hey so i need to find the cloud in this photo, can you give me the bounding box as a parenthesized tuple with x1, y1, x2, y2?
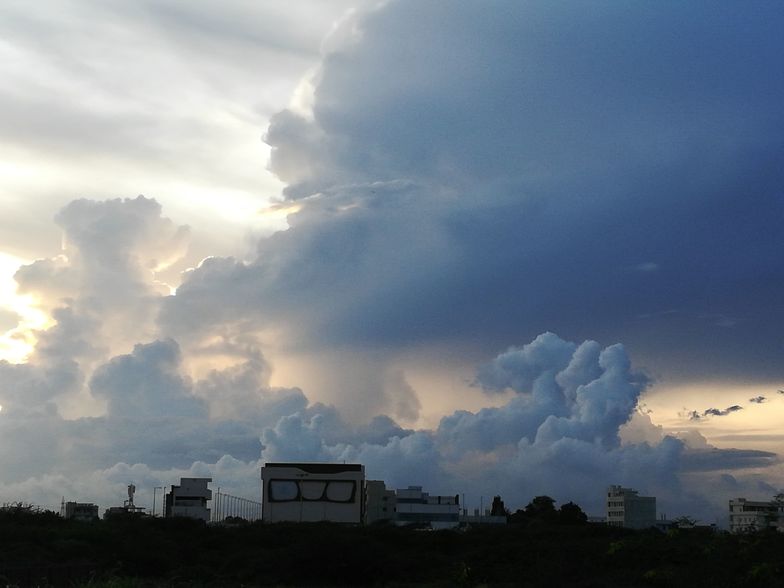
(90, 339, 206, 420)
(703, 405, 743, 418)
(749, 396, 766, 404)
(680, 449, 777, 473)
(154, 0, 784, 390)
(681, 404, 745, 421)
(0, 0, 358, 260)
(257, 334, 662, 513)
(253, 332, 779, 520)
(632, 262, 659, 273)
(14, 197, 189, 369)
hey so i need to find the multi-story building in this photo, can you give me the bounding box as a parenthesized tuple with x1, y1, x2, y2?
(395, 485, 460, 530)
(606, 485, 656, 529)
(165, 478, 212, 522)
(261, 463, 365, 523)
(365, 480, 397, 524)
(729, 498, 784, 533)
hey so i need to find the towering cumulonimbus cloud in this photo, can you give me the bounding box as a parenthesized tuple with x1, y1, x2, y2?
(0, 196, 777, 521)
(257, 333, 679, 513)
(3, 0, 784, 522)
(160, 0, 784, 393)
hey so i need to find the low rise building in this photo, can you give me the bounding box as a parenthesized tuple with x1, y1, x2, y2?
(606, 485, 656, 529)
(61, 501, 98, 522)
(262, 463, 365, 523)
(459, 509, 507, 526)
(395, 486, 460, 530)
(729, 498, 784, 533)
(365, 480, 397, 524)
(103, 484, 146, 519)
(165, 478, 212, 522)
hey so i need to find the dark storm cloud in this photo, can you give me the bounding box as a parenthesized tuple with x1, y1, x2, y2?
(680, 449, 777, 473)
(162, 0, 784, 383)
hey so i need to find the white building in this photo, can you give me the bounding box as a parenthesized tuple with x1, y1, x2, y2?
(395, 486, 460, 530)
(61, 501, 99, 522)
(606, 485, 656, 529)
(729, 498, 784, 533)
(165, 478, 212, 522)
(365, 480, 397, 524)
(262, 463, 365, 524)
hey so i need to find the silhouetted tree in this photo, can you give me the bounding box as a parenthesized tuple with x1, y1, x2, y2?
(490, 496, 508, 517)
(525, 495, 556, 517)
(558, 501, 588, 525)
(508, 496, 559, 526)
(673, 515, 697, 528)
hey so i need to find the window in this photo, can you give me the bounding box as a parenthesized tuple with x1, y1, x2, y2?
(269, 480, 299, 501)
(300, 481, 327, 500)
(267, 479, 357, 503)
(326, 481, 355, 502)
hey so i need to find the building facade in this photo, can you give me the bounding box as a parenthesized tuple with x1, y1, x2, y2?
(729, 498, 784, 533)
(606, 485, 656, 529)
(165, 477, 212, 522)
(262, 463, 365, 524)
(395, 486, 460, 530)
(61, 501, 99, 522)
(365, 480, 397, 524)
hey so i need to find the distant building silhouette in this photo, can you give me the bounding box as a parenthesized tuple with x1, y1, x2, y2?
(165, 478, 212, 522)
(606, 485, 656, 529)
(104, 484, 146, 519)
(61, 501, 98, 522)
(395, 485, 460, 529)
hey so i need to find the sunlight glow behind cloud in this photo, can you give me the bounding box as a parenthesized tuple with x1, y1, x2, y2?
(0, 252, 52, 363)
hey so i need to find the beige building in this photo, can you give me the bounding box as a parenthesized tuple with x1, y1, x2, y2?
(729, 498, 784, 533)
(365, 480, 397, 524)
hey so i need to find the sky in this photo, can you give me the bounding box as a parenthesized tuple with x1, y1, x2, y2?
(1, 0, 784, 524)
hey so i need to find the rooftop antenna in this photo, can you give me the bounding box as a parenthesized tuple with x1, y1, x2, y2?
(126, 484, 136, 509)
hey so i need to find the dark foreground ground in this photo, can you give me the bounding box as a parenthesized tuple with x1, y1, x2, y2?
(2, 510, 784, 587)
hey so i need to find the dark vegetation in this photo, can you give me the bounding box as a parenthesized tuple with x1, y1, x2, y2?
(2, 502, 784, 587)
